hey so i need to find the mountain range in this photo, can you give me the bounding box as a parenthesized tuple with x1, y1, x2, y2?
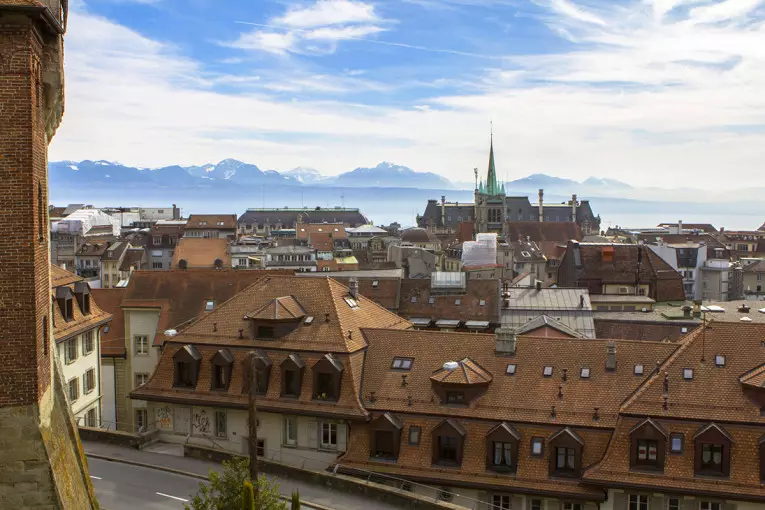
(49, 158, 632, 194)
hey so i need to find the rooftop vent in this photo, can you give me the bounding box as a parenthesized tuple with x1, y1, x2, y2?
(164, 329, 178, 338)
(606, 341, 617, 371)
(738, 304, 750, 313)
(443, 361, 460, 371)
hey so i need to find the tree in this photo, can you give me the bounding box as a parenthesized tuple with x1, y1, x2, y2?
(184, 458, 286, 510)
(291, 489, 301, 510)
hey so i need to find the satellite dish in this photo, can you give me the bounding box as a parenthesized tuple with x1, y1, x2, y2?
(443, 361, 459, 371)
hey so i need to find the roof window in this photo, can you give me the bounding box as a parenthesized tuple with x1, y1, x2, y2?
(344, 297, 359, 309)
(455, 299, 461, 305)
(205, 300, 214, 312)
(428, 297, 435, 304)
(634, 364, 644, 375)
(304, 316, 314, 325)
(411, 296, 417, 303)
(543, 366, 553, 377)
(479, 299, 486, 306)
(521, 251, 531, 258)
(217, 221, 224, 226)
(372, 280, 379, 288)
(714, 355, 725, 367)
(506, 364, 516, 375)
(392, 358, 413, 370)
(580, 367, 590, 379)
(682, 368, 694, 380)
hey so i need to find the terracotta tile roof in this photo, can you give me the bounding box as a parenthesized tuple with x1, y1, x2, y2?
(506, 222, 582, 243)
(330, 276, 400, 310)
(308, 232, 334, 251)
(297, 223, 347, 240)
(51, 264, 83, 287)
(170, 276, 410, 353)
(121, 269, 269, 346)
(76, 242, 109, 257)
(620, 321, 765, 423)
(430, 358, 492, 385)
(739, 362, 765, 389)
(172, 237, 230, 268)
(398, 279, 500, 323)
(0, 0, 44, 6)
(132, 345, 369, 420)
(401, 228, 440, 244)
(245, 296, 306, 320)
(51, 266, 112, 342)
(101, 241, 129, 261)
(91, 288, 126, 357)
(359, 329, 678, 428)
(186, 214, 237, 230)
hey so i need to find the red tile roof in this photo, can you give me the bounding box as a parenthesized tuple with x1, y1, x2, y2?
(91, 288, 126, 357)
(506, 221, 582, 243)
(297, 223, 346, 240)
(172, 237, 230, 268)
(186, 214, 237, 230)
(398, 279, 500, 323)
(51, 266, 112, 342)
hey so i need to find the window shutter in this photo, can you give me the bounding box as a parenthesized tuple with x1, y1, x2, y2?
(612, 492, 626, 510)
(307, 420, 318, 449)
(650, 496, 664, 510)
(337, 423, 347, 452)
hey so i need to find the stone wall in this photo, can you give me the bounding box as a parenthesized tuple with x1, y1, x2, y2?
(78, 425, 159, 449)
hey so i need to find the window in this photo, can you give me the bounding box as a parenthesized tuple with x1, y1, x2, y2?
(68, 377, 79, 402)
(372, 280, 379, 288)
(700, 503, 721, 510)
(284, 369, 300, 397)
(316, 372, 335, 399)
(556, 447, 576, 471)
(152, 262, 163, 269)
(437, 435, 458, 462)
(373, 429, 396, 459)
(391, 357, 413, 370)
(410, 296, 417, 303)
(83, 330, 94, 354)
(213, 364, 228, 390)
(530, 500, 543, 510)
(667, 499, 680, 510)
(670, 433, 683, 453)
(714, 355, 725, 367)
(446, 391, 465, 404)
(563, 503, 582, 510)
(455, 299, 461, 305)
(135, 409, 147, 431)
(506, 364, 516, 375)
(700, 444, 724, 472)
(284, 417, 297, 446)
(321, 422, 338, 449)
(492, 495, 511, 510)
(580, 367, 590, 379)
(65, 338, 78, 364)
(530, 438, 544, 456)
(257, 325, 275, 338)
(428, 296, 435, 304)
(634, 364, 644, 375)
(683, 368, 694, 380)
(636, 439, 658, 465)
(134, 335, 149, 355)
(492, 442, 513, 468)
(628, 498, 648, 510)
(86, 408, 97, 428)
(409, 426, 421, 445)
(255, 438, 266, 457)
(153, 236, 161, 245)
(134, 372, 149, 388)
(543, 366, 553, 377)
(84, 369, 95, 394)
(215, 410, 227, 438)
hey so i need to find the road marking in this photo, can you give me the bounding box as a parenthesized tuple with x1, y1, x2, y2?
(156, 492, 188, 503)
(89, 476, 102, 480)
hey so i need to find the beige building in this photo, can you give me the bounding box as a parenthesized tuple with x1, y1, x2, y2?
(742, 259, 765, 298)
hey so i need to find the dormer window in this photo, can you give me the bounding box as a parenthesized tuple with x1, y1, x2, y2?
(370, 412, 403, 461)
(372, 280, 379, 288)
(312, 354, 343, 401)
(205, 300, 215, 312)
(280, 354, 305, 398)
(486, 422, 520, 474)
(173, 344, 202, 389)
(430, 359, 492, 407)
(446, 391, 465, 404)
(74, 282, 91, 316)
(694, 423, 732, 477)
(548, 428, 584, 478)
(629, 418, 666, 471)
(210, 349, 233, 391)
(258, 326, 275, 338)
(432, 418, 465, 467)
(56, 287, 75, 322)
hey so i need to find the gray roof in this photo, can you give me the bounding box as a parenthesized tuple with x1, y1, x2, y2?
(590, 295, 656, 304)
(593, 300, 765, 324)
(266, 245, 315, 254)
(503, 288, 592, 311)
(514, 314, 584, 338)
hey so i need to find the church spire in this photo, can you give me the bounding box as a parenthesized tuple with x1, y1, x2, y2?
(486, 132, 500, 195)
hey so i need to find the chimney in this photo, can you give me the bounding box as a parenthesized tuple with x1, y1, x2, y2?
(536, 280, 542, 292)
(571, 194, 578, 222)
(692, 300, 702, 318)
(495, 327, 517, 355)
(348, 277, 359, 299)
(172, 204, 179, 220)
(739, 304, 750, 313)
(441, 196, 446, 226)
(677, 220, 683, 235)
(538, 189, 544, 222)
(605, 341, 617, 371)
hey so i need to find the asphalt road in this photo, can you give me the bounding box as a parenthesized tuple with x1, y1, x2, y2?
(88, 457, 320, 510)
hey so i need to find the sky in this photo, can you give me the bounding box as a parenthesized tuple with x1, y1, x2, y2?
(49, 0, 765, 188)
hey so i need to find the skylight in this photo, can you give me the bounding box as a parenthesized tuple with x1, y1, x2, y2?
(682, 368, 694, 380)
(580, 368, 590, 379)
(428, 297, 435, 304)
(455, 299, 461, 305)
(634, 364, 644, 375)
(506, 364, 516, 375)
(205, 300, 214, 311)
(304, 316, 314, 325)
(411, 296, 417, 303)
(521, 251, 531, 258)
(344, 297, 359, 309)
(392, 358, 413, 370)
(479, 299, 486, 306)
(543, 366, 553, 377)
(372, 280, 379, 288)
(714, 355, 725, 367)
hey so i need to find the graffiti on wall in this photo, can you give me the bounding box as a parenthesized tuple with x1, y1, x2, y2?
(192, 408, 212, 436)
(156, 406, 173, 430)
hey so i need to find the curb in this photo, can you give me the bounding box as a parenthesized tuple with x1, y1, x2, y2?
(86, 452, 335, 510)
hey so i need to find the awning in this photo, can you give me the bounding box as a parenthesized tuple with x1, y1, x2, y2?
(464, 320, 490, 329)
(435, 319, 461, 328)
(408, 318, 431, 327)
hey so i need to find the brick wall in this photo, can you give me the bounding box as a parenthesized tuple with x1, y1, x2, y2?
(0, 17, 52, 407)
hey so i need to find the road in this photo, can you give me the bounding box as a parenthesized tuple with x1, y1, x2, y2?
(88, 457, 321, 510)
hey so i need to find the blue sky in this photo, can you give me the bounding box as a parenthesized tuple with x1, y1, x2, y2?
(50, 0, 765, 188)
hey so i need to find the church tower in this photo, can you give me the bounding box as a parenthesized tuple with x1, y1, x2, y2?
(474, 134, 506, 235)
(0, 1, 98, 507)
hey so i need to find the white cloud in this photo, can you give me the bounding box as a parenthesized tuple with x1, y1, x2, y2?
(546, 0, 606, 25)
(275, 0, 379, 27)
(230, 30, 297, 55)
(689, 0, 765, 23)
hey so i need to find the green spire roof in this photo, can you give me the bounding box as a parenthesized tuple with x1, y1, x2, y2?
(486, 136, 501, 195)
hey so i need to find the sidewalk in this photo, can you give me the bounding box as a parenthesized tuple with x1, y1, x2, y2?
(83, 440, 403, 510)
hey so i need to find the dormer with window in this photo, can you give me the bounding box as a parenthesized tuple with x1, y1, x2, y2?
(280, 353, 305, 398)
(629, 418, 666, 472)
(210, 348, 234, 391)
(312, 354, 343, 402)
(74, 281, 91, 316)
(430, 358, 492, 407)
(173, 344, 202, 389)
(486, 422, 520, 474)
(55, 286, 75, 322)
(370, 412, 403, 461)
(694, 423, 732, 477)
(242, 349, 272, 395)
(245, 296, 306, 341)
(548, 428, 584, 479)
(432, 418, 466, 467)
